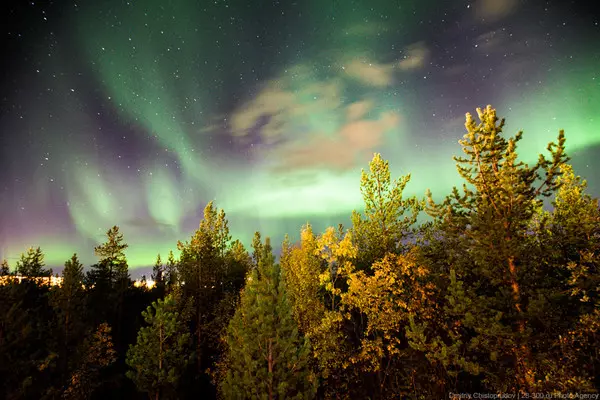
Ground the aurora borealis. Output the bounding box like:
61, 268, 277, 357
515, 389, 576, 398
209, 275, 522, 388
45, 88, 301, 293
1, 0, 599, 274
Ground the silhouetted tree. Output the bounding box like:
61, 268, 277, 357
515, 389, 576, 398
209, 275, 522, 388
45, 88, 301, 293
0, 259, 9, 276
16, 246, 51, 277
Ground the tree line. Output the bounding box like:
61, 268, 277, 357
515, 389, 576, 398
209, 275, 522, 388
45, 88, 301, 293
0, 106, 598, 399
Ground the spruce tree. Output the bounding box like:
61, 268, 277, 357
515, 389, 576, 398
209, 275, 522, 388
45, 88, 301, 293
221, 237, 317, 399
50, 254, 86, 387
164, 250, 178, 289
152, 253, 164, 287
93, 225, 129, 287
88, 226, 130, 352
126, 293, 191, 399
15, 247, 51, 277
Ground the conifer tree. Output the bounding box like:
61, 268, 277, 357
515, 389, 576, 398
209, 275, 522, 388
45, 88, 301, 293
350, 153, 422, 270
537, 164, 600, 388
224, 239, 252, 292
164, 250, 178, 289
422, 105, 569, 391
126, 293, 191, 399
50, 254, 86, 385
15, 246, 51, 277
251, 231, 263, 267
152, 253, 164, 286
177, 201, 235, 388
0, 259, 9, 276
550, 164, 600, 269
93, 225, 129, 287
88, 226, 130, 352
220, 237, 317, 399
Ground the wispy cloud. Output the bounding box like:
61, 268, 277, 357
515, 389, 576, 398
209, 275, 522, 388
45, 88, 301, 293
475, 0, 519, 22
398, 42, 430, 70
344, 60, 394, 87
272, 106, 399, 173
230, 80, 342, 142
225, 59, 402, 174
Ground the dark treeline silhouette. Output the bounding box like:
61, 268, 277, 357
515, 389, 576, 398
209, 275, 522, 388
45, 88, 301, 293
0, 106, 598, 399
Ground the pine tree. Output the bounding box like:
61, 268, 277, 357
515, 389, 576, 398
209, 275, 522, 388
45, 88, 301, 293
422, 105, 569, 392
350, 153, 422, 270
94, 225, 129, 287
50, 254, 87, 387
536, 164, 600, 388
164, 250, 178, 289
176, 201, 235, 390
89, 226, 130, 353
152, 253, 164, 286
224, 239, 252, 292
251, 231, 263, 267
126, 293, 191, 399
15, 247, 51, 277
0, 259, 9, 276
220, 237, 317, 399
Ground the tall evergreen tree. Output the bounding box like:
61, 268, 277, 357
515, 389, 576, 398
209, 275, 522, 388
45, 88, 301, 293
251, 231, 263, 268
15, 246, 51, 277
88, 226, 130, 356
164, 250, 178, 290
93, 225, 130, 287
220, 237, 317, 399
350, 153, 422, 270
176, 201, 235, 393
422, 106, 569, 392
126, 293, 192, 399
50, 254, 87, 389
152, 253, 164, 286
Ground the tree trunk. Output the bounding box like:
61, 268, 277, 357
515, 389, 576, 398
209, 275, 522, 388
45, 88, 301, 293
159, 323, 163, 371
507, 255, 534, 391
268, 339, 273, 400
196, 303, 202, 375
62, 306, 71, 382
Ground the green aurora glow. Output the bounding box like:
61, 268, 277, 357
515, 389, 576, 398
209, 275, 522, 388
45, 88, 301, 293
1, 0, 599, 272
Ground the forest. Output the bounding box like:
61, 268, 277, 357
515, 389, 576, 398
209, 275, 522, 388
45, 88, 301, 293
0, 106, 598, 399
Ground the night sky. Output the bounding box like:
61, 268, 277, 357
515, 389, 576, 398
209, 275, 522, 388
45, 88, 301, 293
1, 0, 599, 274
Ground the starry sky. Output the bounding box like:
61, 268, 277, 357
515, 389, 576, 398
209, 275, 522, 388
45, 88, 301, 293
1, 0, 599, 275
